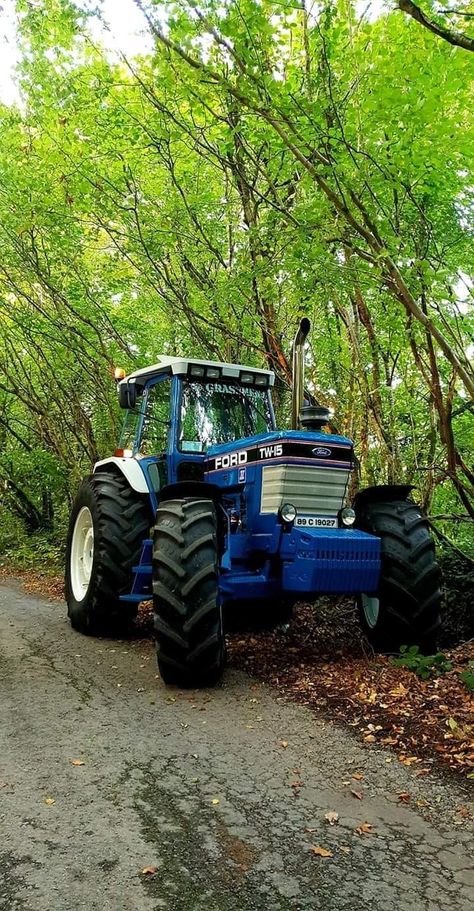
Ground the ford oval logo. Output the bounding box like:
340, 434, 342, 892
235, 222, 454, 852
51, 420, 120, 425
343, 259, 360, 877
312, 446, 332, 457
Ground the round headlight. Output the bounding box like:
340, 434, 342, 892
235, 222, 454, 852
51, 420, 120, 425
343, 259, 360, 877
340, 506, 356, 527
279, 503, 297, 524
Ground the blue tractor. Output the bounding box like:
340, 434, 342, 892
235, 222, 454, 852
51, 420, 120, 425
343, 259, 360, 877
65, 320, 441, 686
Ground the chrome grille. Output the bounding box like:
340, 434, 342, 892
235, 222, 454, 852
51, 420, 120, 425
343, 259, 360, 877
260, 465, 350, 516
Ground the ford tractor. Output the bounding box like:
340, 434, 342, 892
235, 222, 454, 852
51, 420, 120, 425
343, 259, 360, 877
65, 319, 442, 686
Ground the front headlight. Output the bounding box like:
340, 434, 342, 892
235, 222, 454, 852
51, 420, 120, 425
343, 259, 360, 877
279, 503, 297, 524
339, 506, 356, 527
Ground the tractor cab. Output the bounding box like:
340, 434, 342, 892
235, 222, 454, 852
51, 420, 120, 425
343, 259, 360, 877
116, 356, 274, 451
111, 357, 278, 502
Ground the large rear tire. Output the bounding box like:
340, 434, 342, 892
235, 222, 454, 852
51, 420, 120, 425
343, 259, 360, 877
356, 499, 442, 653
65, 472, 150, 634
153, 498, 225, 687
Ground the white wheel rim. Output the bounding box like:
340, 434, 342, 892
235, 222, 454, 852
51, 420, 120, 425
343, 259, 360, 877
70, 507, 94, 602
361, 594, 380, 629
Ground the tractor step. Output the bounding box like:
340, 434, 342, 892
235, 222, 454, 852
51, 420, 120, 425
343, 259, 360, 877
121, 538, 154, 603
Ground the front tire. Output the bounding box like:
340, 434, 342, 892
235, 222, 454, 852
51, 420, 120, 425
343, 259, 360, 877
65, 472, 150, 634
356, 499, 442, 653
153, 498, 225, 687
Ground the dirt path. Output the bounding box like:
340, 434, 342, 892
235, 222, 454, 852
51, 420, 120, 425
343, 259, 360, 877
0, 582, 472, 911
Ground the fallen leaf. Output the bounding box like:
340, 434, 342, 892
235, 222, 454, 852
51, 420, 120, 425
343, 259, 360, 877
324, 811, 339, 825
140, 866, 158, 876
355, 822, 374, 835
44, 797, 55, 806
211, 798, 220, 805
389, 683, 408, 697
397, 792, 411, 803
339, 845, 351, 854
456, 805, 471, 818
71, 759, 85, 766
350, 789, 363, 800
363, 734, 376, 743
310, 845, 333, 858
351, 773, 364, 781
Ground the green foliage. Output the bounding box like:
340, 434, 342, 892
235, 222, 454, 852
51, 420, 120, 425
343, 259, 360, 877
392, 645, 453, 679
0, 532, 63, 572
0, 0, 472, 557
459, 663, 474, 693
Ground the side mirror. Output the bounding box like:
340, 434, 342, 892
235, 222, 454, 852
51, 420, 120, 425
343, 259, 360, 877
118, 381, 138, 410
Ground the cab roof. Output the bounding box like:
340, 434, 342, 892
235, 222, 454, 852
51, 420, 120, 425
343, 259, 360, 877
122, 356, 275, 386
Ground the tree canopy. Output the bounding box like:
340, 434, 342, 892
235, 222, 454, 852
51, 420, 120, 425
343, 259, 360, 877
0, 0, 472, 556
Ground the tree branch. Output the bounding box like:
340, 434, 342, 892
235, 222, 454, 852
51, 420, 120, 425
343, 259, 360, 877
398, 0, 474, 51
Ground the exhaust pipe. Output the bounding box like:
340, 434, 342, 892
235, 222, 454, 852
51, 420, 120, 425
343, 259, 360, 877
291, 317, 311, 430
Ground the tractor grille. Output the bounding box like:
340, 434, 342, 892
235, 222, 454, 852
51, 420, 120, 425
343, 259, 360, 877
260, 465, 350, 516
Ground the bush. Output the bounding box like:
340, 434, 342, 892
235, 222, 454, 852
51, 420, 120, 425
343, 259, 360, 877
392, 645, 452, 679
439, 553, 474, 647
459, 663, 474, 693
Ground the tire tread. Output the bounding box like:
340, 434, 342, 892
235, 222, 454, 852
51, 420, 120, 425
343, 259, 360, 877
153, 498, 225, 687
65, 472, 150, 634
357, 498, 442, 652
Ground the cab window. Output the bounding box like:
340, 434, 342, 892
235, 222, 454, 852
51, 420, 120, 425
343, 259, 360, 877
118, 379, 171, 456
140, 380, 171, 456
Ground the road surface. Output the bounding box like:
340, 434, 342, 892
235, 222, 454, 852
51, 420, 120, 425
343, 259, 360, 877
0, 581, 472, 911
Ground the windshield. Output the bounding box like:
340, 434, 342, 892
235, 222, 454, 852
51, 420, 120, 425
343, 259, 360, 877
180, 380, 274, 452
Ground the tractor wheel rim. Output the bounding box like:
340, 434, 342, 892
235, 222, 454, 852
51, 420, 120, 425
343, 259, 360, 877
70, 506, 94, 602
361, 593, 380, 629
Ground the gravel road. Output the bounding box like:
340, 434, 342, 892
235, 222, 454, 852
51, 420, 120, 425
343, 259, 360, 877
0, 581, 472, 911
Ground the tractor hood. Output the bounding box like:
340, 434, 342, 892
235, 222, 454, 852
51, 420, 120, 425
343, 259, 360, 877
204, 429, 354, 474
203, 429, 354, 532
